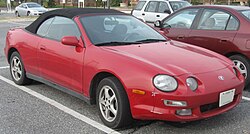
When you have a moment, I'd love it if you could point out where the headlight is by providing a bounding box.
[186,77,198,91]
[153,75,178,92]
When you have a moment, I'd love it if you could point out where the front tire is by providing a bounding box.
[96,77,133,128]
[27,11,30,16]
[229,55,250,86]
[10,52,32,85]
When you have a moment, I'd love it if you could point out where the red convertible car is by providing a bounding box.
[4,8,244,128]
[154,5,250,87]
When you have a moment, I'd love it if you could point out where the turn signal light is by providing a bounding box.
[132,89,146,95]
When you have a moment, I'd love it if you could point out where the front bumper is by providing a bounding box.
[152,88,242,122]
[131,67,245,122]
[30,11,45,16]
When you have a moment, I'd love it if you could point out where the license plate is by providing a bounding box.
[219,89,235,107]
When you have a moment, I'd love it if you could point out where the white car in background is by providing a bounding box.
[131,0,191,23]
[15,2,48,16]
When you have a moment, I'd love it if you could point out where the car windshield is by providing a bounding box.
[80,15,166,46]
[169,1,191,12]
[27,3,42,8]
[239,10,250,21]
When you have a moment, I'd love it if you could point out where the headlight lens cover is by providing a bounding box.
[153,75,178,92]
[186,77,198,91]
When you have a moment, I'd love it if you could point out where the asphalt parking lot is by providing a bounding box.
[0,13,250,134]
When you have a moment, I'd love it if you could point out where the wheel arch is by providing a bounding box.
[8,47,19,63]
[225,52,248,59]
[89,71,128,105]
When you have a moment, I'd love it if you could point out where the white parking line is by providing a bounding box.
[0,75,120,134]
[0,66,9,69]
[7,21,29,26]
[242,96,250,101]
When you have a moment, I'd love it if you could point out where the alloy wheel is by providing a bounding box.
[233,60,247,78]
[98,85,118,122]
[11,56,23,81]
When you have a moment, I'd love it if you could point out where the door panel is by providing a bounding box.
[143,1,158,22]
[163,28,191,43]
[38,16,84,93]
[188,9,239,55]
[161,8,199,43]
[155,2,170,21]
[187,30,236,54]
[38,39,84,92]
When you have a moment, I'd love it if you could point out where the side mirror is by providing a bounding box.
[61,36,80,47]
[154,20,162,28]
[164,10,171,14]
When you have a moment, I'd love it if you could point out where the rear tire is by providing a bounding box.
[96,77,133,128]
[15,11,20,17]
[9,52,32,85]
[229,55,250,86]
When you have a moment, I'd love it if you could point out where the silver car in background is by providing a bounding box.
[15,2,48,16]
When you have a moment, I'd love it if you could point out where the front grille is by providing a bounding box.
[200,95,238,113]
[200,102,219,113]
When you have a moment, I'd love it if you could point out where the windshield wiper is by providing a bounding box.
[95,41,142,46]
[136,39,167,43]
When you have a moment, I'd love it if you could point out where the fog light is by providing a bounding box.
[176,109,192,116]
[163,100,187,107]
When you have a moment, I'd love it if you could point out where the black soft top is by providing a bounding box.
[25,8,125,34]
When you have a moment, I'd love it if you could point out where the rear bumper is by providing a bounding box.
[4,37,9,62]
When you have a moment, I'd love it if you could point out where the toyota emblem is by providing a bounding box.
[218,76,224,81]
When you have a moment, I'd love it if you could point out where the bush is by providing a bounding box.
[0,0,6,7]
[110,0,122,7]
[47,0,56,7]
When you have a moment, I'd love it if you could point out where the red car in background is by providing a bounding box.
[155,5,250,86]
[4,8,244,128]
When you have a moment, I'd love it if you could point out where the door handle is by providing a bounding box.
[156,15,160,17]
[142,13,145,16]
[177,35,185,40]
[220,39,228,43]
[40,45,46,51]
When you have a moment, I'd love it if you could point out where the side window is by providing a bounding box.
[145,1,158,12]
[22,4,27,8]
[134,1,146,10]
[226,16,239,30]
[37,18,54,36]
[197,9,231,30]
[163,8,199,29]
[158,2,170,13]
[46,16,81,41]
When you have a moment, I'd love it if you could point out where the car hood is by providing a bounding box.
[102,41,231,76]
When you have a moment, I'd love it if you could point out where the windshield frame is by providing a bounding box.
[79,14,167,46]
